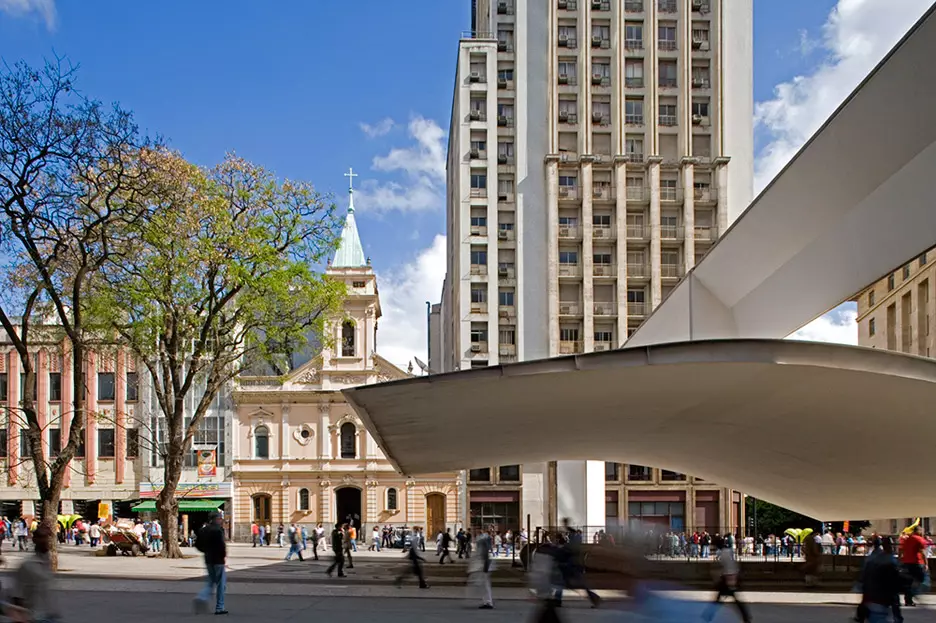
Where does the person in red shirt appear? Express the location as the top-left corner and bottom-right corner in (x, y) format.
(899, 526), (930, 607)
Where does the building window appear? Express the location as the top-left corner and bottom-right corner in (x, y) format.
(386, 487), (398, 510)
(628, 501), (685, 530)
(470, 325), (488, 346)
(19, 373), (36, 401)
(468, 467), (491, 482)
(75, 428), (85, 458)
(340, 422), (356, 459)
(625, 99), (644, 125)
(341, 320), (355, 357)
(254, 425), (270, 459)
(298, 488), (310, 511)
(0, 429), (6, 457)
(470, 248), (487, 267)
(127, 428), (139, 458)
(0, 373), (6, 402)
(48, 427), (60, 457)
(661, 470), (686, 481)
(868, 290), (875, 307)
(887, 274), (895, 291)
(869, 317), (876, 337)
(903, 265), (911, 280)
(922, 252), (928, 266)
(605, 462), (620, 481)
(628, 464), (652, 481)
(498, 465), (520, 481)
(559, 251), (578, 265)
(97, 428), (115, 458)
(471, 287), (487, 304)
(606, 490), (620, 520)
(499, 290), (515, 306)
(20, 432), (32, 459)
(624, 22), (643, 48)
(48, 372), (61, 402)
(97, 372), (116, 401)
(126, 372), (139, 402)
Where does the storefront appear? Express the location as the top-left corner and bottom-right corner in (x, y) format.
(469, 490), (520, 533)
(137, 482), (233, 538)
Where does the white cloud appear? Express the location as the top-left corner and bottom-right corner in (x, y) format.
(787, 303), (858, 345)
(0, 0), (56, 29)
(353, 115), (446, 213)
(375, 234), (446, 370)
(754, 0), (932, 191)
(359, 118), (395, 138)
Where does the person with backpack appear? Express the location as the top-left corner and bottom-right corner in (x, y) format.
(285, 523), (303, 561)
(193, 512), (227, 615)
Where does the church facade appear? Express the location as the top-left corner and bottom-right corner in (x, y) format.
(229, 184), (460, 540)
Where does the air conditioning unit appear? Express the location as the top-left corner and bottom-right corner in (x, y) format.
(691, 114), (702, 125)
(592, 0), (602, 8)
(691, 0), (703, 9)
(498, 41), (508, 52)
(498, 192), (509, 201)
(497, 154), (508, 165)
(692, 78), (705, 88)
(592, 73), (603, 85)
(559, 226), (570, 237)
(498, 1), (508, 14)
(592, 112), (604, 124)
(699, 41), (710, 51)
(591, 36), (602, 48)
(499, 310), (510, 318)
(560, 305), (571, 314)
(594, 343), (609, 351)
(595, 306), (605, 315)
(595, 266), (608, 275)
(558, 110), (569, 122)
(471, 304), (484, 313)
(469, 109), (481, 120)
(471, 344), (482, 353)
(498, 267), (509, 277)
(470, 148), (480, 158)
(594, 228), (606, 237)
(498, 115), (509, 126)
(558, 35), (569, 47)
(498, 230), (509, 240)
(558, 74), (569, 85)
(558, 187), (570, 197)
(558, 0), (568, 8)
(469, 71), (481, 82)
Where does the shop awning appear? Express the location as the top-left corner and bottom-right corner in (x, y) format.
(131, 499), (224, 513)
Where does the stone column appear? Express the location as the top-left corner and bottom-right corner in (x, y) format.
(614, 158), (629, 344)
(366, 479), (379, 525)
(357, 426), (365, 459)
(319, 403), (332, 460)
(115, 350), (126, 484)
(545, 156), (561, 357)
(280, 404), (289, 460)
(320, 480), (332, 526)
(682, 158), (698, 271)
(648, 156), (663, 308)
(581, 158), (595, 352)
(714, 157), (731, 234)
(281, 478), (290, 524)
(85, 351), (97, 485)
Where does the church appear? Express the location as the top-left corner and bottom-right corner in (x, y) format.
(229, 176), (460, 541)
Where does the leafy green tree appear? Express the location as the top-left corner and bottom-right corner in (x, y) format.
(92, 151), (344, 557)
(745, 498), (819, 537)
(0, 59), (152, 567)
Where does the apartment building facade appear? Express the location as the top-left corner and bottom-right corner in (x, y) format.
(439, 0), (753, 534)
(855, 246), (936, 535)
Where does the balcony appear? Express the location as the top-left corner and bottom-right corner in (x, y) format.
(557, 186), (579, 200)
(694, 226), (717, 241)
(558, 263), (581, 277)
(626, 224), (647, 239)
(497, 228), (516, 241)
(470, 264), (488, 276)
(660, 225), (683, 239)
(469, 341), (489, 354)
(592, 186), (611, 201)
(594, 340), (613, 351)
(497, 264), (516, 278)
(694, 188), (714, 203)
(627, 301), (648, 316)
(692, 77), (711, 89)
(592, 263), (615, 277)
(658, 40), (677, 52)
(557, 73), (576, 86)
(469, 302), (489, 314)
(470, 225), (488, 237)
(625, 114), (644, 126)
(625, 77), (644, 88)
(559, 341), (584, 355)
(659, 77), (678, 89)
(558, 301), (581, 316)
(593, 302), (616, 316)
(661, 263), (685, 279)
(470, 187), (488, 199)
(624, 39), (644, 50)
(499, 343), (517, 357)
(593, 225), (615, 240)
(659, 114), (677, 126)
(626, 186), (648, 201)
(497, 115), (514, 127)
(468, 109), (487, 122)
(558, 225), (580, 239)
(659, 186), (681, 202)
(557, 0), (577, 9)
(658, 0), (677, 11)
(558, 111), (578, 124)
(498, 305), (516, 318)
(624, 0), (644, 11)
(627, 263), (650, 278)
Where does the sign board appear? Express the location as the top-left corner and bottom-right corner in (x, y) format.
(98, 502), (111, 520)
(139, 481), (233, 499)
(197, 449), (217, 477)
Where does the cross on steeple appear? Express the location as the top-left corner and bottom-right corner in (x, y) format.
(344, 167), (358, 194)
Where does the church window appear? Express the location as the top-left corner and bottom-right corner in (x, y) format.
(352, 281), (366, 288)
(298, 488), (310, 511)
(340, 422), (356, 459)
(386, 487), (398, 510)
(254, 425), (270, 459)
(342, 320), (355, 357)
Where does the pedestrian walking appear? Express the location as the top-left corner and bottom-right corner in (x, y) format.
(193, 512), (227, 615)
(258, 523), (265, 547)
(394, 540), (430, 589)
(325, 523), (347, 578)
(251, 522), (259, 547)
(8, 524), (60, 623)
(342, 523), (354, 569)
(439, 528), (454, 564)
(472, 527), (495, 609)
(285, 523), (304, 561)
(702, 536), (751, 623)
(899, 525), (930, 607)
(310, 524), (320, 561)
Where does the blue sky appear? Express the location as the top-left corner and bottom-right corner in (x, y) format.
(1, 0), (931, 365)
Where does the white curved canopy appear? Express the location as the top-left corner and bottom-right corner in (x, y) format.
(345, 340), (936, 520)
(628, 3), (936, 347)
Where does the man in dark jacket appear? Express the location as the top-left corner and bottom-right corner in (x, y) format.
(439, 528), (454, 564)
(325, 523), (346, 578)
(194, 512), (227, 615)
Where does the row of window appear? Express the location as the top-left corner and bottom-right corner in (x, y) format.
(556, 0), (711, 12)
(252, 422), (359, 460)
(0, 372), (139, 403)
(288, 486), (399, 513)
(0, 427), (139, 459)
(553, 21), (710, 51)
(605, 462), (685, 481)
(468, 465), (520, 482)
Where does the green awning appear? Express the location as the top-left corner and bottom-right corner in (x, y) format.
(131, 499), (224, 513)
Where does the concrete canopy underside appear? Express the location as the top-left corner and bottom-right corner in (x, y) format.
(345, 340), (936, 520)
(628, 4), (936, 347)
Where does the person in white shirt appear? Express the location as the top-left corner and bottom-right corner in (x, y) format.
(88, 522), (102, 548)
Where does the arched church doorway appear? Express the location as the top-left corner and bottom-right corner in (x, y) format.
(426, 493), (446, 538)
(335, 487), (362, 530)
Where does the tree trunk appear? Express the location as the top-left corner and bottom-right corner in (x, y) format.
(39, 492), (62, 569)
(158, 455), (184, 558)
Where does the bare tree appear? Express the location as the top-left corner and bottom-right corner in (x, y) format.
(0, 58), (152, 566)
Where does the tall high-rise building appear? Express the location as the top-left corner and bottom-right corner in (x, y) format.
(438, 0), (753, 533)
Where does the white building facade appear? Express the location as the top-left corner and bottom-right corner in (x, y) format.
(438, 0), (753, 533)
